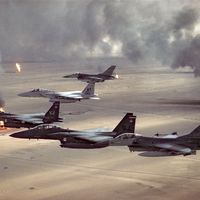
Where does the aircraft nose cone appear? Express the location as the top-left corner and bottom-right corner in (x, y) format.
(63, 74), (76, 78)
(10, 131), (28, 138)
(18, 92), (29, 97)
(63, 75), (69, 78)
(10, 132), (21, 138)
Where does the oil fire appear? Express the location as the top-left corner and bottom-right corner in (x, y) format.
(0, 107), (5, 129)
(16, 63), (21, 72)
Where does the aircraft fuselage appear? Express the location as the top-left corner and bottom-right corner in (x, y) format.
(129, 135), (200, 152)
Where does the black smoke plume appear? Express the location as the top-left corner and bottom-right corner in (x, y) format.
(0, 0), (200, 76)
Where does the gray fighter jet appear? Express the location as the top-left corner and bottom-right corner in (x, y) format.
(10, 113), (136, 149)
(18, 82), (99, 103)
(0, 102), (63, 128)
(128, 126), (200, 156)
(63, 65), (118, 83)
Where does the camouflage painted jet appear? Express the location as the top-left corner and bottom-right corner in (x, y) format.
(10, 113), (136, 149)
(18, 82), (99, 103)
(128, 126), (200, 157)
(63, 65), (118, 83)
(0, 102), (63, 128)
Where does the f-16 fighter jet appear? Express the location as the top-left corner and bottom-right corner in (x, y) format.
(0, 102), (63, 128)
(10, 113), (136, 149)
(63, 65), (118, 83)
(18, 82), (99, 103)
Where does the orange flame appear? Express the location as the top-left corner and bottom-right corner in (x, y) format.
(16, 63), (21, 72)
(0, 121), (4, 127)
(0, 107), (4, 128)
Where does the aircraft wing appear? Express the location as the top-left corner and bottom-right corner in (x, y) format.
(87, 76), (104, 82)
(151, 143), (193, 155)
(11, 115), (43, 124)
(0, 113), (15, 119)
(74, 134), (111, 143)
(50, 131), (112, 143)
(67, 95), (83, 99)
(54, 92), (83, 100)
(89, 96), (100, 100)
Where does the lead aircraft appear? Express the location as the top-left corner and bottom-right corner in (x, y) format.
(10, 113), (136, 148)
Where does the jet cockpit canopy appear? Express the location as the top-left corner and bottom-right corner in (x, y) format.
(35, 124), (58, 130)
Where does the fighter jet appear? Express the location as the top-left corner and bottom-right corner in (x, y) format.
(0, 102), (63, 128)
(18, 82), (99, 103)
(63, 65), (118, 83)
(128, 125), (200, 157)
(10, 113), (136, 149)
(10, 112), (200, 156)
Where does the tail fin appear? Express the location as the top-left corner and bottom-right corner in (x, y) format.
(187, 125), (200, 137)
(113, 113), (136, 137)
(82, 82), (95, 97)
(102, 65), (116, 76)
(43, 101), (61, 123)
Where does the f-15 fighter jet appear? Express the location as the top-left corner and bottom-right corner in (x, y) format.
(18, 82), (99, 103)
(0, 102), (62, 128)
(10, 113), (136, 149)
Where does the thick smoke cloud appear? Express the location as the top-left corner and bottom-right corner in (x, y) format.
(171, 8), (200, 76)
(172, 7), (199, 31)
(0, 0), (200, 75)
(172, 35), (200, 76)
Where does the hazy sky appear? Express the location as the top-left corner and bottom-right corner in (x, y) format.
(1, 0), (200, 75)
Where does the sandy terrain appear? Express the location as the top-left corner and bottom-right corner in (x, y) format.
(0, 62), (200, 200)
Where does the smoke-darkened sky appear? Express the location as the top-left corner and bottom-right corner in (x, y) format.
(1, 0), (200, 75)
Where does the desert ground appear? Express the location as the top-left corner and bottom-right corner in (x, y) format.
(0, 62), (200, 200)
